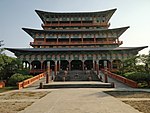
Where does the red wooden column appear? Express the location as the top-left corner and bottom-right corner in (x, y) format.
(68, 60), (71, 71)
(29, 62), (31, 70)
(41, 61), (43, 70)
(94, 34), (96, 43)
(81, 34), (83, 44)
(96, 60), (99, 75)
(93, 60), (95, 71)
(104, 61), (108, 83)
(46, 61), (50, 83)
(82, 60), (85, 71)
(57, 61), (60, 72)
(54, 61), (57, 76)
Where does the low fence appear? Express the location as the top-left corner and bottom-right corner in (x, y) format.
(101, 69), (138, 88)
(0, 81), (5, 88)
(18, 72), (46, 90)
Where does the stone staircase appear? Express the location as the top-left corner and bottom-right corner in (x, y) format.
(55, 70), (100, 81)
(43, 70), (114, 89)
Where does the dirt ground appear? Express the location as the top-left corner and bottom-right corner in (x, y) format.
(104, 91), (150, 113)
(124, 100), (150, 113)
(0, 102), (33, 113)
(0, 91), (50, 113)
(104, 91), (150, 98)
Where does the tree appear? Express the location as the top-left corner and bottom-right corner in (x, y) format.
(0, 54), (21, 80)
(138, 52), (150, 73)
(119, 56), (139, 74)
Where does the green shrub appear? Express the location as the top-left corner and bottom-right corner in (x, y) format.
(123, 72), (150, 88)
(8, 73), (33, 86)
(123, 72), (150, 82)
(17, 69), (29, 75)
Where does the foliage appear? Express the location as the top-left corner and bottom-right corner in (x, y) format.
(123, 72), (150, 87)
(8, 73), (33, 86)
(117, 53), (150, 88)
(17, 69), (30, 75)
(139, 53), (150, 73)
(119, 56), (139, 74)
(119, 52), (150, 75)
(0, 54), (21, 80)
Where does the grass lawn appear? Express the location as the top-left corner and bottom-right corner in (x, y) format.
(0, 86), (17, 93)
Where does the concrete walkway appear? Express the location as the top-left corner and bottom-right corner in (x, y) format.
(19, 88), (141, 113)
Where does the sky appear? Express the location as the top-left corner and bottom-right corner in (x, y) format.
(0, 0), (150, 57)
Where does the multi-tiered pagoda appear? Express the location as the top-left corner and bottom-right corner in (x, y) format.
(7, 8), (147, 75)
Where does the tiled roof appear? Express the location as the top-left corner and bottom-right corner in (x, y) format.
(6, 46), (148, 53)
(22, 26), (129, 39)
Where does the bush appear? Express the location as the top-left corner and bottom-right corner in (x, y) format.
(17, 69), (29, 75)
(8, 73), (33, 86)
(123, 72), (150, 88)
(123, 72), (150, 82)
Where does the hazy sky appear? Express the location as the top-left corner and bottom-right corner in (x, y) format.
(0, 0), (150, 56)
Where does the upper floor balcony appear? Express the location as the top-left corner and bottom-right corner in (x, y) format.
(41, 22), (110, 28)
(30, 40), (123, 46)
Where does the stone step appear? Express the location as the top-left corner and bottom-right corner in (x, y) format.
(55, 70), (100, 81)
(43, 82), (114, 89)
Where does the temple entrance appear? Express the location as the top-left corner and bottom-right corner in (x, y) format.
(84, 60), (93, 70)
(43, 60), (55, 71)
(71, 60), (82, 70)
(60, 60), (69, 70)
(99, 60), (111, 69)
(31, 60), (41, 69)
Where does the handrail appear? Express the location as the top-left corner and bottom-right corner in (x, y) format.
(101, 69), (138, 88)
(18, 72), (46, 90)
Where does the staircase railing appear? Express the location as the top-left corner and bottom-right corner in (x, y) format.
(101, 69), (138, 88)
(18, 72), (46, 89)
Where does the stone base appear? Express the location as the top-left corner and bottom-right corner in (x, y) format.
(43, 81), (114, 89)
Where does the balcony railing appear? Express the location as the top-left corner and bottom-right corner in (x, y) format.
(30, 41), (122, 46)
(42, 22), (109, 27)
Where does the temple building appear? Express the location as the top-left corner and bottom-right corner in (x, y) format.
(7, 8), (147, 75)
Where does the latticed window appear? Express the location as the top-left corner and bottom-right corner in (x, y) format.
(84, 34), (92, 38)
(36, 33), (44, 38)
(46, 34), (57, 38)
(72, 34), (79, 38)
(59, 17), (69, 21)
(82, 17), (92, 21)
(112, 32), (117, 38)
(96, 33), (103, 38)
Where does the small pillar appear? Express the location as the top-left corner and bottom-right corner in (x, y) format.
(39, 82), (43, 89)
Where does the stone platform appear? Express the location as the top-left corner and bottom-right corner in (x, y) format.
(43, 81), (114, 89)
